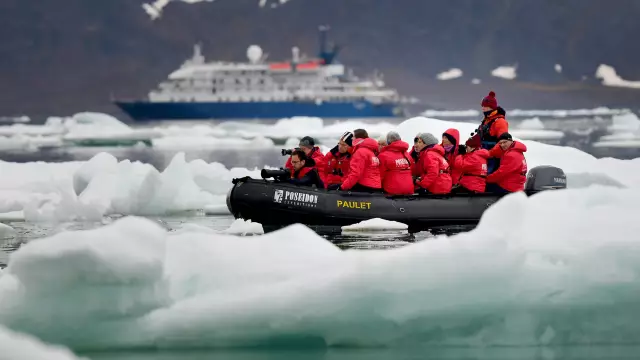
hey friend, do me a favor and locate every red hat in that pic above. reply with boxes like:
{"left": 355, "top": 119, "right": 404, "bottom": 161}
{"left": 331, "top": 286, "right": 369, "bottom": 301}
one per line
{"left": 465, "top": 134, "right": 482, "bottom": 148}
{"left": 481, "top": 91, "right": 498, "bottom": 109}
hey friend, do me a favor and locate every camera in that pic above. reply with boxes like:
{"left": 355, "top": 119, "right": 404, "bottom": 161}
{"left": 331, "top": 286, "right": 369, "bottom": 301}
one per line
{"left": 261, "top": 168, "right": 290, "bottom": 180}
{"left": 281, "top": 147, "right": 300, "bottom": 156}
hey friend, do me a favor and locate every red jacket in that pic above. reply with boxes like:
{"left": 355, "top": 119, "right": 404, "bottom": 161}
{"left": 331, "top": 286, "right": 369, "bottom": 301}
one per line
{"left": 341, "top": 138, "right": 382, "bottom": 190}
{"left": 378, "top": 140, "right": 415, "bottom": 195}
{"left": 324, "top": 150, "right": 351, "bottom": 186}
{"left": 480, "top": 109, "right": 509, "bottom": 141}
{"left": 285, "top": 146, "right": 326, "bottom": 183}
{"left": 454, "top": 149, "right": 489, "bottom": 192}
{"left": 442, "top": 128, "right": 461, "bottom": 185}
{"left": 414, "top": 144, "right": 452, "bottom": 194}
{"left": 486, "top": 141, "right": 528, "bottom": 192}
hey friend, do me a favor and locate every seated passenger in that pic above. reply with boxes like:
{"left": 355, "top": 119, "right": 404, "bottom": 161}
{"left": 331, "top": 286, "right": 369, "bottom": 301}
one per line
{"left": 412, "top": 133, "right": 452, "bottom": 194}
{"left": 485, "top": 132, "right": 528, "bottom": 194}
{"left": 451, "top": 135, "right": 489, "bottom": 194}
{"left": 377, "top": 136, "right": 388, "bottom": 153}
{"left": 378, "top": 131, "right": 414, "bottom": 195}
{"left": 441, "top": 128, "right": 461, "bottom": 185}
{"left": 324, "top": 131, "right": 353, "bottom": 190}
{"left": 287, "top": 150, "right": 325, "bottom": 188}
{"left": 339, "top": 134, "right": 382, "bottom": 193}
{"left": 285, "top": 136, "right": 326, "bottom": 183}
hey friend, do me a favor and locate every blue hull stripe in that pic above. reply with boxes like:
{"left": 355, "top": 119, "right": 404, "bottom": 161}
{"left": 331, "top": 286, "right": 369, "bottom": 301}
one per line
{"left": 114, "top": 101, "right": 402, "bottom": 121}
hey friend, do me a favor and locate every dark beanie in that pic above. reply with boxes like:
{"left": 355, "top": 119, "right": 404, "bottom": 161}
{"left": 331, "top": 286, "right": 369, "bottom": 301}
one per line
{"left": 498, "top": 132, "right": 513, "bottom": 141}
{"left": 340, "top": 131, "right": 354, "bottom": 146}
{"left": 481, "top": 91, "right": 498, "bottom": 109}
{"left": 299, "top": 136, "right": 315, "bottom": 148}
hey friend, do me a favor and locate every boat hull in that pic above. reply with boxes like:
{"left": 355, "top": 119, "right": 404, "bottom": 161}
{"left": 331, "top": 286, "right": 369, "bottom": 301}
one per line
{"left": 227, "top": 179, "right": 515, "bottom": 232}
{"left": 114, "top": 100, "right": 403, "bottom": 121}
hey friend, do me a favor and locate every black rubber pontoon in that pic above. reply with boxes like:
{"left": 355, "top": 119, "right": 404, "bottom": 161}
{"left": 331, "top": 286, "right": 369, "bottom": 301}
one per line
{"left": 226, "top": 165, "right": 567, "bottom": 232}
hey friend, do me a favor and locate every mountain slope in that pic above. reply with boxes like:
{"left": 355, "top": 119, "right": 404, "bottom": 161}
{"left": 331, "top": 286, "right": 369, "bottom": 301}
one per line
{"left": 0, "top": 0, "right": 639, "bottom": 118}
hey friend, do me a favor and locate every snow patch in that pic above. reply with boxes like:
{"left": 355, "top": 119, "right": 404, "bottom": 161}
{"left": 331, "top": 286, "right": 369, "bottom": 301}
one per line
{"left": 555, "top": 64, "right": 562, "bottom": 73}
{"left": 471, "top": 78, "right": 481, "bottom": 84}
{"left": 491, "top": 65, "right": 517, "bottom": 80}
{"left": 436, "top": 68, "right": 463, "bottom": 81}
{"left": 595, "top": 64, "right": 640, "bottom": 89}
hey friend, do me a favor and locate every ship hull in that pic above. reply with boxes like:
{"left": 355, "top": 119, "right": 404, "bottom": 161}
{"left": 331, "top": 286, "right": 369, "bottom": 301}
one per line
{"left": 114, "top": 100, "right": 403, "bottom": 121}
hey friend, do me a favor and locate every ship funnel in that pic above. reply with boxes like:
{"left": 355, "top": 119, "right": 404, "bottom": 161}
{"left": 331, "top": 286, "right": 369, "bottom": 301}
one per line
{"left": 318, "top": 25, "right": 340, "bottom": 65}
{"left": 247, "top": 45, "right": 263, "bottom": 64}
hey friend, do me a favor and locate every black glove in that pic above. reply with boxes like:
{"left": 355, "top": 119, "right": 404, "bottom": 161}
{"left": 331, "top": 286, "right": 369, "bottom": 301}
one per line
{"left": 330, "top": 145, "right": 339, "bottom": 156}
{"left": 458, "top": 145, "right": 467, "bottom": 155}
{"left": 327, "top": 184, "right": 340, "bottom": 191}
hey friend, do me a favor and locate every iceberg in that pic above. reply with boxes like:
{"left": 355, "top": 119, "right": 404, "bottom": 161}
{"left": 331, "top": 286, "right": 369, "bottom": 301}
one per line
{"left": 2, "top": 185, "right": 640, "bottom": 349}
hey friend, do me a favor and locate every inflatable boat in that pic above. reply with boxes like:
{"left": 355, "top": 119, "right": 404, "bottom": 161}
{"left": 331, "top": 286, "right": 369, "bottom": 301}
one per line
{"left": 226, "top": 165, "right": 567, "bottom": 232}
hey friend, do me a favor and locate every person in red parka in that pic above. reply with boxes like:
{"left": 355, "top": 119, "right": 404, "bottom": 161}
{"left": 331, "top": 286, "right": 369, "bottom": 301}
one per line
{"left": 378, "top": 131, "right": 414, "bottom": 195}
{"left": 412, "top": 133, "right": 452, "bottom": 194}
{"left": 441, "top": 128, "right": 461, "bottom": 185}
{"left": 286, "top": 150, "right": 324, "bottom": 188}
{"left": 339, "top": 136, "right": 382, "bottom": 193}
{"left": 475, "top": 91, "right": 509, "bottom": 174}
{"left": 284, "top": 136, "right": 326, "bottom": 186}
{"left": 451, "top": 135, "right": 489, "bottom": 193}
{"left": 486, "top": 132, "right": 528, "bottom": 193}
{"left": 324, "top": 131, "right": 353, "bottom": 190}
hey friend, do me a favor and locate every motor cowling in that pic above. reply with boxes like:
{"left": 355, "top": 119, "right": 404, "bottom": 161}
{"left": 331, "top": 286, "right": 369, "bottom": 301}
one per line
{"left": 525, "top": 165, "right": 567, "bottom": 192}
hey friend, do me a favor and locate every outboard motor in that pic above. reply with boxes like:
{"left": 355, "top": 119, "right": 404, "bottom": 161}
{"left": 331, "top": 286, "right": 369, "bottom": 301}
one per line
{"left": 525, "top": 165, "right": 567, "bottom": 194}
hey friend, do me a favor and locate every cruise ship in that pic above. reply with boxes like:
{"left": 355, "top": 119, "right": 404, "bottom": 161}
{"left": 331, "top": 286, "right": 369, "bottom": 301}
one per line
{"left": 114, "top": 26, "right": 406, "bottom": 121}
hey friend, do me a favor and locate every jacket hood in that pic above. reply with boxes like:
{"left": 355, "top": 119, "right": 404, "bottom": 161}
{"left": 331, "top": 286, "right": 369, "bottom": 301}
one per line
{"left": 352, "top": 137, "right": 379, "bottom": 153}
{"left": 383, "top": 140, "right": 410, "bottom": 153}
{"left": 510, "top": 141, "right": 527, "bottom": 153}
{"left": 472, "top": 148, "right": 490, "bottom": 159}
{"left": 443, "top": 128, "right": 460, "bottom": 147}
{"left": 442, "top": 128, "right": 460, "bottom": 156}
{"left": 426, "top": 144, "right": 445, "bottom": 156}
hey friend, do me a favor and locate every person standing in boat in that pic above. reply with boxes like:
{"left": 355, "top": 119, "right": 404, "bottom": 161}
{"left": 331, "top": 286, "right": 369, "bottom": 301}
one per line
{"left": 485, "top": 133, "right": 528, "bottom": 194}
{"left": 338, "top": 130, "right": 382, "bottom": 193}
{"left": 474, "top": 91, "right": 509, "bottom": 174}
{"left": 284, "top": 136, "right": 327, "bottom": 184}
{"left": 441, "top": 128, "right": 461, "bottom": 186}
{"left": 378, "top": 131, "right": 414, "bottom": 195}
{"left": 451, "top": 135, "right": 489, "bottom": 194}
{"left": 287, "top": 149, "right": 325, "bottom": 188}
{"left": 324, "top": 131, "right": 353, "bottom": 190}
{"left": 412, "top": 133, "right": 452, "bottom": 194}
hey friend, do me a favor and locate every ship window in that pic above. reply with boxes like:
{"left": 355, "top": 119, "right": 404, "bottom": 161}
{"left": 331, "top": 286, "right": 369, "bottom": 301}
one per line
{"left": 259, "top": 79, "right": 265, "bottom": 85}
{"left": 235, "top": 79, "right": 241, "bottom": 85}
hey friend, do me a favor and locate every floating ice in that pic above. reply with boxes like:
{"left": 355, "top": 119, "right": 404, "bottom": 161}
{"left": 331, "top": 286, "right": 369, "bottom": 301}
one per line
{"left": 0, "top": 325, "right": 87, "bottom": 360}
{"left": 517, "top": 117, "right": 546, "bottom": 130}
{"left": 341, "top": 218, "right": 408, "bottom": 232}
{"left": 436, "top": 68, "right": 463, "bottom": 81}
{"left": 0, "top": 152, "right": 264, "bottom": 222}
{"left": 221, "top": 218, "right": 264, "bottom": 235}
{"left": 3, "top": 186, "right": 640, "bottom": 349}
{"left": 0, "top": 223, "right": 16, "bottom": 239}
